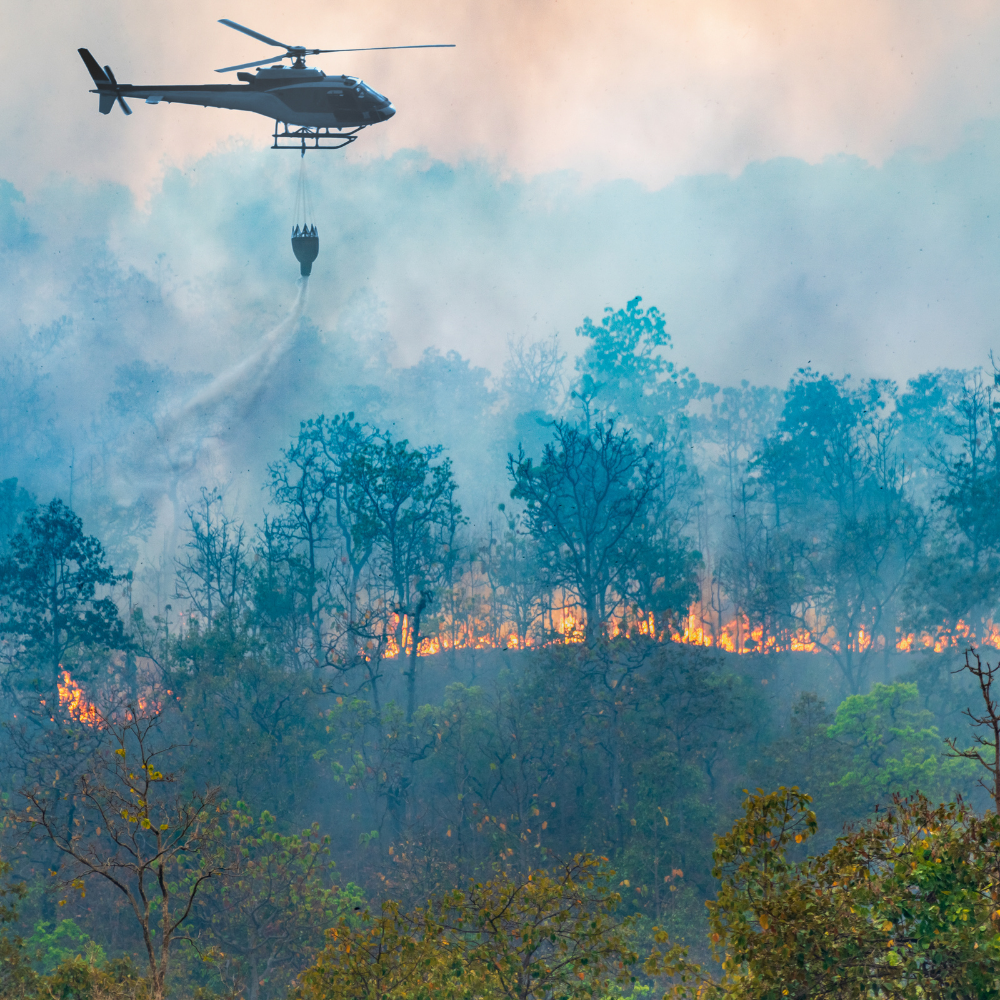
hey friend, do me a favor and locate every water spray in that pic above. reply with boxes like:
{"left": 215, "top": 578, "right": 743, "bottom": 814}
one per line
{"left": 291, "top": 160, "right": 318, "bottom": 276}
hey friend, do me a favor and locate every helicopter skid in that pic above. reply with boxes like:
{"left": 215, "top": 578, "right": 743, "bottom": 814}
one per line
{"left": 272, "top": 122, "right": 366, "bottom": 151}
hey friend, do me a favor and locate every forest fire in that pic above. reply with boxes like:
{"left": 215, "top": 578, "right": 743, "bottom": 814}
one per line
{"left": 54, "top": 670, "right": 164, "bottom": 726}
{"left": 377, "top": 605, "right": 1000, "bottom": 660}
{"left": 57, "top": 670, "right": 100, "bottom": 725}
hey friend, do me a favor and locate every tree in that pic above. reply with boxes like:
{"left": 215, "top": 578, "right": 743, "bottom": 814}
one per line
{"left": 898, "top": 369, "right": 1000, "bottom": 640}
{"left": 0, "top": 856, "right": 40, "bottom": 998}
{"left": 0, "top": 498, "right": 124, "bottom": 704}
{"left": 574, "top": 298, "right": 703, "bottom": 637}
{"left": 747, "top": 372, "right": 923, "bottom": 691}
{"left": 455, "top": 855, "right": 638, "bottom": 1000}
{"left": 266, "top": 417, "right": 461, "bottom": 718}
{"left": 945, "top": 647, "right": 1000, "bottom": 814}
{"left": 189, "top": 804, "right": 360, "bottom": 1000}
{"left": 174, "top": 487, "right": 250, "bottom": 639}
{"left": 267, "top": 414, "right": 381, "bottom": 669}
{"left": 12, "top": 702, "right": 225, "bottom": 1000}
{"left": 501, "top": 334, "right": 566, "bottom": 418}
{"left": 483, "top": 506, "right": 547, "bottom": 649}
{"left": 350, "top": 431, "right": 463, "bottom": 723}
{"left": 292, "top": 897, "right": 462, "bottom": 1000}
{"left": 267, "top": 422, "right": 340, "bottom": 666}
{"left": 293, "top": 855, "right": 638, "bottom": 1000}
{"left": 707, "top": 383, "right": 784, "bottom": 649}
{"left": 699, "top": 787, "right": 1000, "bottom": 1000}
{"left": 827, "top": 682, "right": 972, "bottom": 809}
{"left": 574, "top": 296, "right": 674, "bottom": 421}
{"left": 314, "top": 415, "right": 380, "bottom": 664}
{"left": 508, "top": 419, "right": 657, "bottom": 642}
{"left": 934, "top": 370, "right": 1000, "bottom": 572}
{"left": 154, "top": 604, "right": 326, "bottom": 817}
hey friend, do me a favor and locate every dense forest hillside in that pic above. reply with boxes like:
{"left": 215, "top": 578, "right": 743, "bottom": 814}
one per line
{"left": 1, "top": 297, "right": 999, "bottom": 996}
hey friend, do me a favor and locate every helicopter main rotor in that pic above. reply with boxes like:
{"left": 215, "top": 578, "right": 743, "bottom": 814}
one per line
{"left": 215, "top": 18, "right": 455, "bottom": 73}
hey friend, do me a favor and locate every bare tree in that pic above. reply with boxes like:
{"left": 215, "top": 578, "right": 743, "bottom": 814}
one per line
{"left": 12, "top": 702, "right": 225, "bottom": 1000}
{"left": 946, "top": 646, "right": 1000, "bottom": 814}
{"left": 174, "top": 486, "right": 250, "bottom": 638}
{"left": 501, "top": 334, "right": 566, "bottom": 414}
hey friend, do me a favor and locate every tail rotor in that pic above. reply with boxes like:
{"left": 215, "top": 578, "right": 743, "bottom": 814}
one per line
{"left": 78, "top": 49, "right": 132, "bottom": 115}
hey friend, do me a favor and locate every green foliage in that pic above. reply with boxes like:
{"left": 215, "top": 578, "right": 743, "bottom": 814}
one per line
{"left": 745, "top": 371, "right": 922, "bottom": 692}
{"left": 700, "top": 788, "right": 1000, "bottom": 1000}
{"left": 0, "top": 860, "right": 147, "bottom": 999}
{"left": 294, "top": 854, "right": 638, "bottom": 1000}
{"left": 0, "top": 856, "right": 39, "bottom": 999}
{"left": 36, "top": 954, "right": 149, "bottom": 1000}
{"left": 0, "top": 497, "right": 123, "bottom": 699}
{"left": 576, "top": 296, "right": 673, "bottom": 402}
{"left": 28, "top": 919, "right": 105, "bottom": 974}
{"left": 160, "top": 615, "right": 326, "bottom": 814}
{"left": 459, "top": 855, "right": 638, "bottom": 1000}
{"left": 829, "top": 682, "right": 974, "bottom": 805}
{"left": 508, "top": 420, "right": 659, "bottom": 640}
{"left": 188, "top": 803, "right": 359, "bottom": 1000}
{"left": 12, "top": 707, "right": 224, "bottom": 1000}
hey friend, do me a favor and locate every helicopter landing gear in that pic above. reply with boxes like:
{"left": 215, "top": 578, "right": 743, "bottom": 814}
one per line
{"left": 271, "top": 121, "right": 367, "bottom": 154}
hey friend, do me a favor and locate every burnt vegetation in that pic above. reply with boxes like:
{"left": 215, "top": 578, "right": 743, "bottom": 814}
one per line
{"left": 2, "top": 298, "right": 1000, "bottom": 996}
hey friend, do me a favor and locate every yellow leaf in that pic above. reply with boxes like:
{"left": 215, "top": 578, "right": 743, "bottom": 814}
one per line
{"left": 758, "top": 913, "right": 769, "bottom": 930}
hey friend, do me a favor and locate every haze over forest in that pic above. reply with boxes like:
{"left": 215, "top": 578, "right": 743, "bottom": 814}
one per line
{"left": 4, "top": 2, "right": 1000, "bottom": 997}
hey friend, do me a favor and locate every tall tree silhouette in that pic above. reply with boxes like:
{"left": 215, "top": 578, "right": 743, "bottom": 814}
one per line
{"left": 0, "top": 498, "right": 123, "bottom": 705}
{"left": 509, "top": 419, "right": 657, "bottom": 642}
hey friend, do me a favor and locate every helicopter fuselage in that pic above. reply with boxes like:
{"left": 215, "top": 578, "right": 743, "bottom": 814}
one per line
{"left": 89, "top": 65, "right": 396, "bottom": 128}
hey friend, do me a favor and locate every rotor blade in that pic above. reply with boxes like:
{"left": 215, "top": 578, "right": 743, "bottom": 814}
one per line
{"left": 218, "top": 19, "right": 289, "bottom": 49}
{"left": 104, "top": 65, "right": 118, "bottom": 85}
{"left": 215, "top": 55, "right": 290, "bottom": 73}
{"left": 117, "top": 95, "right": 132, "bottom": 116}
{"left": 308, "top": 44, "right": 456, "bottom": 54}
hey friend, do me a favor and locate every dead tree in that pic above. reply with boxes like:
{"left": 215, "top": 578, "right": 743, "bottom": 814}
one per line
{"left": 945, "top": 647, "right": 1000, "bottom": 814}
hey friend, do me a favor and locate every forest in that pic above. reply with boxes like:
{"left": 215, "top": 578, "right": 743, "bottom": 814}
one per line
{"left": 2, "top": 297, "right": 1000, "bottom": 998}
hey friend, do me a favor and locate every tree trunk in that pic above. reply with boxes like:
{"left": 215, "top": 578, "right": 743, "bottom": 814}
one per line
{"left": 405, "top": 594, "right": 429, "bottom": 725}
{"left": 248, "top": 954, "right": 260, "bottom": 1000}
{"left": 347, "top": 582, "right": 358, "bottom": 662}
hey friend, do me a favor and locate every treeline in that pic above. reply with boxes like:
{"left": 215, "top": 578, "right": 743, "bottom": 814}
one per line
{"left": 109, "top": 299, "right": 1000, "bottom": 699}
{"left": 5, "top": 297, "right": 1000, "bottom": 697}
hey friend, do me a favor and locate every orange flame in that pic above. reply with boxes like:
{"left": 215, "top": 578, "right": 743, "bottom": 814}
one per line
{"left": 58, "top": 671, "right": 100, "bottom": 726}
{"left": 333, "top": 597, "right": 1000, "bottom": 663}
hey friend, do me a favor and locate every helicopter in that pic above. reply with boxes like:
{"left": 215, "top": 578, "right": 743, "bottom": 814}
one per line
{"left": 78, "top": 18, "right": 454, "bottom": 152}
